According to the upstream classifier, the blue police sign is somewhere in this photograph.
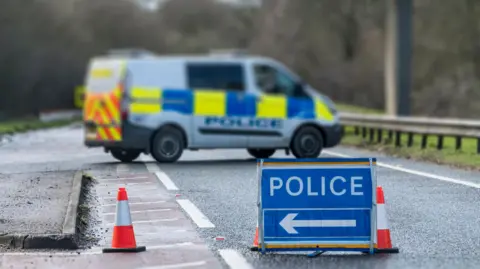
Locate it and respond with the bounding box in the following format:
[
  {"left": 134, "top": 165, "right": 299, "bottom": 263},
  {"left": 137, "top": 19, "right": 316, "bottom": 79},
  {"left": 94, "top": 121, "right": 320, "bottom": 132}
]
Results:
[{"left": 257, "top": 158, "right": 377, "bottom": 254}]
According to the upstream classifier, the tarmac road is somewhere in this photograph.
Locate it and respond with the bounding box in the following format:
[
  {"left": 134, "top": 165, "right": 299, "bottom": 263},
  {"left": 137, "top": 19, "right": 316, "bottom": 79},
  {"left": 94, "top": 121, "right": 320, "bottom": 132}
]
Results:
[
  {"left": 148, "top": 149, "right": 480, "bottom": 269},
  {"left": 1, "top": 125, "right": 480, "bottom": 269}
]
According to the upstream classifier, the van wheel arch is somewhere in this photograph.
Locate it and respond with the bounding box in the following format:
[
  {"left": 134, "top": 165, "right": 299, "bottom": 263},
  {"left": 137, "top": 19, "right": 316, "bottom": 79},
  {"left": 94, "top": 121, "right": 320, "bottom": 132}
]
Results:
[
  {"left": 150, "top": 123, "right": 188, "bottom": 151},
  {"left": 290, "top": 123, "right": 327, "bottom": 148}
]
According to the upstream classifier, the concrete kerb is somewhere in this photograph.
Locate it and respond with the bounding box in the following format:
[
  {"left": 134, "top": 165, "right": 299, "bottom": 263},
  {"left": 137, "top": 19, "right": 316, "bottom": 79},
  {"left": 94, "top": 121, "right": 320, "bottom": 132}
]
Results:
[{"left": 0, "top": 171, "right": 88, "bottom": 250}]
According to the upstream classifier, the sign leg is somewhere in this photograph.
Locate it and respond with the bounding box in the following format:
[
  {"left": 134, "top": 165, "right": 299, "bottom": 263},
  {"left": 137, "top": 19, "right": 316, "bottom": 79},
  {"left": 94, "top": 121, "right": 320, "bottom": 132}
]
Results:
[{"left": 307, "top": 251, "right": 325, "bottom": 258}]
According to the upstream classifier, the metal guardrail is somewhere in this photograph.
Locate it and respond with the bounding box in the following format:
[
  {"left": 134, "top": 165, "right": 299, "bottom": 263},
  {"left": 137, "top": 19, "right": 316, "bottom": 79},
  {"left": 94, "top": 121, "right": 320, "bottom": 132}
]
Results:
[
  {"left": 39, "top": 110, "right": 82, "bottom": 122},
  {"left": 339, "top": 112, "right": 480, "bottom": 153}
]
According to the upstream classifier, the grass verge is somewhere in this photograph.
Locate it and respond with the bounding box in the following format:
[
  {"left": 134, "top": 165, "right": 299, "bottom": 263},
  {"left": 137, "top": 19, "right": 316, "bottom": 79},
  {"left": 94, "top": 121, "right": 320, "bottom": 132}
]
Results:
[
  {"left": 336, "top": 103, "right": 479, "bottom": 170},
  {"left": 0, "top": 117, "right": 80, "bottom": 135},
  {"left": 337, "top": 103, "right": 384, "bottom": 115},
  {"left": 341, "top": 126, "right": 480, "bottom": 170}
]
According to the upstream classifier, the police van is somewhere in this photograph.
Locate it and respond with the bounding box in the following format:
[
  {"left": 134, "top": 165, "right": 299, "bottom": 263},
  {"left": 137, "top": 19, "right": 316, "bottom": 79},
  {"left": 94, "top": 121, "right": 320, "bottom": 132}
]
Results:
[{"left": 82, "top": 49, "right": 343, "bottom": 163}]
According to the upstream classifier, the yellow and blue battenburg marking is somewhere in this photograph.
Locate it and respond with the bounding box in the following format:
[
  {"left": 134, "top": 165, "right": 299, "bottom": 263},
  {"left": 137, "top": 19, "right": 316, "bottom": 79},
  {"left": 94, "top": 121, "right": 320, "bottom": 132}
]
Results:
[
  {"left": 257, "top": 95, "right": 287, "bottom": 118},
  {"left": 129, "top": 87, "right": 162, "bottom": 114},
  {"left": 162, "top": 89, "right": 194, "bottom": 114},
  {"left": 128, "top": 87, "right": 335, "bottom": 121},
  {"left": 193, "top": 90, "right": 226, "bottom": 116},
  {"left": 257, "top": 158, "right": 378, "bottom": 254}
]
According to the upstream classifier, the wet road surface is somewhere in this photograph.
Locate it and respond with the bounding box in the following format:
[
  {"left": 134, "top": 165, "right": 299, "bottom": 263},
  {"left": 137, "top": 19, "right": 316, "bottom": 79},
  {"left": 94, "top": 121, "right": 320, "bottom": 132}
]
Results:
[
  {"left": 0, "top": 125, "right": 479, "bottom": 269},
  {"left": 149, "top": 149, "right": 480, "bottom": 269}
]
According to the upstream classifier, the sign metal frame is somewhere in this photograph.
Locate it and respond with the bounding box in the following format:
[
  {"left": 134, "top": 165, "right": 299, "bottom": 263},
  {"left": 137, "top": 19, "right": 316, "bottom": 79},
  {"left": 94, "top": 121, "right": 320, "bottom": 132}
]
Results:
[{"left": 256, "top": 157, "right": 377, "bottom": 255}]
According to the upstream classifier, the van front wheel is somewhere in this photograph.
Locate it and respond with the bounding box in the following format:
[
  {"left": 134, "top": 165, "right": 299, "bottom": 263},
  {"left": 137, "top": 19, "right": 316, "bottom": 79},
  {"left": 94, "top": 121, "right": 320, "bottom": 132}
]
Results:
[
  {"left": 151, "top": 126, "right": 184, "bottom": 163},
  {"left": 291, "top": 126, "right": 324, "bottom": 159},
  {"left": 247, "top": 149, "right": 276, "bottom": 159},
  {"left": 110, "top": 149, "right": 141, "bottom": 163}
]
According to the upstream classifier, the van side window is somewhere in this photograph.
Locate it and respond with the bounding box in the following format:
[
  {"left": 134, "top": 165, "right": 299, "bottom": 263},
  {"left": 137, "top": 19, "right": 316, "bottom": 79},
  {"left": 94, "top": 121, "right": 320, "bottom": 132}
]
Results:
[
  {"left": 187, "top": 63, "right": 245, "bottom": 91},
  {"left": 254, "top": 64, "right": 300, "bottom": 96}
]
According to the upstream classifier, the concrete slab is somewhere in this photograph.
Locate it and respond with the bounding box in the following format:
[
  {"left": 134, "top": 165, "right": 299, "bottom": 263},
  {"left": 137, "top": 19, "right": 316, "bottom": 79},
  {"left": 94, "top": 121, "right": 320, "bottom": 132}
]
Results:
[{"left": 0, "top": 171, "right": 84, "bottom": 249}]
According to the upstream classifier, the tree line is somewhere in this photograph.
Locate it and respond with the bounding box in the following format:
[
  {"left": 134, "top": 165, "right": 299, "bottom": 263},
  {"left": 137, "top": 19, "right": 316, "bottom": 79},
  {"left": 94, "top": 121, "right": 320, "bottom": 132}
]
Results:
[{"left": 1, "top": 0, "right": 479, "bottom": 119}]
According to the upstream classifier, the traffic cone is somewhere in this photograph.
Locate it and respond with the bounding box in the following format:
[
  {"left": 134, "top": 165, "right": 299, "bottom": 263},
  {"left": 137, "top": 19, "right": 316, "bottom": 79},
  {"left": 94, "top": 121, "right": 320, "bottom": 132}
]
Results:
[
  {"left": 375, "top": 186, "right": 399, "bottom": 253},
  {"left": 103, "top": 187, "right": 146, "bottom": 253},
  {"left": 250, "top": 219, "right": 259, "bottom": 251}
]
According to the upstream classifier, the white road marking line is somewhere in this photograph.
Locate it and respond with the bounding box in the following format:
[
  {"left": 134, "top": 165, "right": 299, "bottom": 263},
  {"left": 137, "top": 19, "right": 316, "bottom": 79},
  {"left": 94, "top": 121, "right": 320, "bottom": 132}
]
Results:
[
  {"left": 155, "top": 171, "right": 179, "bottom": 191},
  {"left": 219, "top": 249, "right": 254, "bottom": 269},
  {"left": 102, "top": 209, "right": 171, "bottom": 216},
  {"left": 102, "top": 201, "right": 167, "bottom": 206},
  {"left": 132, "top": 218, "right": 179, "bottom": 224},
  {"left": 134, "top": 230, "right": 188, "bottom": 235},
  {"left": 105, "top": 230, "right": 188, "bottom": 237},
  {"left": 145, "top": 162, "right": 161, "bottom": 172},
  {"left": 97, "top": 176, "right": 149, "bottom": 181},
  {"left": 144, "top": 162, "right": 179, "bottom": 190},
  {"left": 323, "top": 150, "right": 480, "bottom": 189},
  {"left": 105, "top": 218, "right": 179, "bottom": 226},
  {"left": 140, "top": 261, "right": 207, "bottom": 269},
  {"left": 177, "top": 199, "right": 215, "bottom": 228},
  {"left": 147, "top": 242, "right": 194, "bottom": 248}
]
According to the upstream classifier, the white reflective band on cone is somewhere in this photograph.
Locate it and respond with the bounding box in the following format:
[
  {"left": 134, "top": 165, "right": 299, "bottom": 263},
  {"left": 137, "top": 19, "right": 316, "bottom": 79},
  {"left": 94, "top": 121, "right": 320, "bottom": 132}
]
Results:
[
  {"left": 115, "top": 200, "right": 133, "bottom": 226},
  {"left": 377, "top": 204, "right": 389, "bottom": 230}
]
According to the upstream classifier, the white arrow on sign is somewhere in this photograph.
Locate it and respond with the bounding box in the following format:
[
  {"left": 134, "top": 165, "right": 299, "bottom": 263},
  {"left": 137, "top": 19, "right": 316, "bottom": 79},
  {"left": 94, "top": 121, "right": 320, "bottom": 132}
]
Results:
[{"left": 279, "top": 213, "right": 357, "bottom": 234}]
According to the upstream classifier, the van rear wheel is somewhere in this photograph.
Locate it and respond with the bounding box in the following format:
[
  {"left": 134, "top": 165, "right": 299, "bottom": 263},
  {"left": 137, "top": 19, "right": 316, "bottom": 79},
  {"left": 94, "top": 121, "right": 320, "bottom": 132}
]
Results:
[
  {"left": 151, "top": 126, "right": 184, "bottom": 163},
  {"left": 290, "top": 126, "right": 324, "bottom": 158},
  {"left": 247, "top": 149, "right": 276, "bottom": 159},
  {"left": 110, "top": 149, "right": 141, "bottom": 163}
]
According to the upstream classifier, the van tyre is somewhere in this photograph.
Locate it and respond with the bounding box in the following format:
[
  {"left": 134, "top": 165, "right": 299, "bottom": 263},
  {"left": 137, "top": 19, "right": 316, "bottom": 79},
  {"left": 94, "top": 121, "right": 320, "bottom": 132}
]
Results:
[
  {"left": 291, "top": 126, "right": 324, "bottom": 159},
  {"left": 111, "top": 149, "right": 141, "bottom": 163},
  {"left": 247, "top": 149, "right": 276, "bottom": 159},
  {"left": 151, "top": 126, "right": 184, "bottom": 163}
]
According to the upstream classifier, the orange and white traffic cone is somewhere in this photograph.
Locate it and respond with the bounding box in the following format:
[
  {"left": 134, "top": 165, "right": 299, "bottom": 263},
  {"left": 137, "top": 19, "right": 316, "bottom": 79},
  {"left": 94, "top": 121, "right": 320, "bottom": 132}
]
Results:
[
  {"left": 250, "top": 219, "right": 259, "bottom": 251},
  {"left": 102, "top": 187, "right": 146, "bottom": 253},
  {"left": 375, "top": 186, "right": 399, "bottom": 253}
]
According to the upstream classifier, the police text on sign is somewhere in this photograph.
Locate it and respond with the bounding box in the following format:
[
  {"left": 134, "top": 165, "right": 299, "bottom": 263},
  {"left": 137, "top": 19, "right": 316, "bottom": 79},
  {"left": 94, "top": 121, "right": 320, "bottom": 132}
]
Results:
[{"left": 269, "top": 176, "right": 364, "bottom": 197}]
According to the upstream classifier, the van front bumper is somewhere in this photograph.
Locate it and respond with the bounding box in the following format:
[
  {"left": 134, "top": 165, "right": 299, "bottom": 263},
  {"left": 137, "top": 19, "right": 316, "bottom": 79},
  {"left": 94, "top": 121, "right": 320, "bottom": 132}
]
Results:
[{"left": 323, "top": 123, "right": 343, "bottom": 148}]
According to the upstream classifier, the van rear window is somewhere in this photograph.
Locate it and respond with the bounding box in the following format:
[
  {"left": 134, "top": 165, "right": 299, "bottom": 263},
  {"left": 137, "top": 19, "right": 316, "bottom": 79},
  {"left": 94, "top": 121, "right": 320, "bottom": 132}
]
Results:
[
  {"left": 187, "top": 63, "right": 244, "bottom": 91},
  {"left": 85, "top": 59, "right": 125, "bottom": 93}
]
